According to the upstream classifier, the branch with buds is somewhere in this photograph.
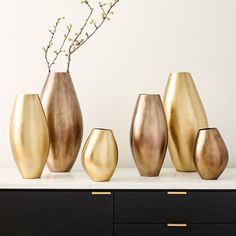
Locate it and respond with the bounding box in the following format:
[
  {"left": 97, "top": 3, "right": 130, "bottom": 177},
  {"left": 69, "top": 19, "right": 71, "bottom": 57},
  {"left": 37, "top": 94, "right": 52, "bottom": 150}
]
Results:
[
  {"left": 43, "top": 17, "right": 72, "bottom": 72},
  {"left": 43, "top": 0, "right": 120, "bottom": 73}
]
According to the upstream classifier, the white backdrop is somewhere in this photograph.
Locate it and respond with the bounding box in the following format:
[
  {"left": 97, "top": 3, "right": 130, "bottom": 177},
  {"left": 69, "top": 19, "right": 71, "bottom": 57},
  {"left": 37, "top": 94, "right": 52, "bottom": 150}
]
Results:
[{"left": 0, "top": 0, "right": 235, "bottom": 169}]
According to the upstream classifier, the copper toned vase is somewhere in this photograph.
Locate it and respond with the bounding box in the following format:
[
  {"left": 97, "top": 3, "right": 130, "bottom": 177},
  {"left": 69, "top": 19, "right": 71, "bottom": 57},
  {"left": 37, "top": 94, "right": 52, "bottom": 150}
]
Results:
[
  {"left": 163, "top": 72, "right": 208, "bottom": 172},
  {"left": 194, "top": 128, "right": 228, "bottom": 180},
  {"left": 41, "top": 72, "right": 83, "bottom": 172},
  {"left": 82, "top": 128, "right": 118, "bottom": 182},
  {"left": 130, "top": 94, "right": 168, "bottom": 176},
  {"left": 10, "top": 94, "right": 49, "bottom": 178}
]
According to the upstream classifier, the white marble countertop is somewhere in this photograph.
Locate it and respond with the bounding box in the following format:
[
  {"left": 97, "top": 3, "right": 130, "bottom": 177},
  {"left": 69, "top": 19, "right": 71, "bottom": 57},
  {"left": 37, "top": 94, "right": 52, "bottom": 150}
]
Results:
[
  {"left": 0, "top": 168, "right": 236, "bottom": 190},
  {"left": 0, "top": 168, "right": 235, "bottom": 190}
]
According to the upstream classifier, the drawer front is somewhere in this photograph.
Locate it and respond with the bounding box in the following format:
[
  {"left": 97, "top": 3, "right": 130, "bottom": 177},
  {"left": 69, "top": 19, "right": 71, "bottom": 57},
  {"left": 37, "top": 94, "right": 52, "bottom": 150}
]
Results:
[
  {"left": 115, "top": 224, "right": 236, "bottom": 236},
  {"left": 0, "top": 190, "right": 113, "bottom": 236},
  {"left": 114, "top": 191, "right": 236, "bottom": 223}
]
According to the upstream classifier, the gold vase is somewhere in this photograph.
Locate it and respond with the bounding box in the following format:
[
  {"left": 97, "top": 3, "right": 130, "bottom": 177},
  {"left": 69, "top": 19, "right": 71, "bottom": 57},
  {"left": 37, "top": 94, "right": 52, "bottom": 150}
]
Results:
[
  {"left": 194, "top": 128, "right": 228, "bottom": 180},
  {"left": 130, "top": 94, "right": 168, "bottom": 176},
  {"left": 163, "top": 72, "right": 208, "bottom": 172},
  {"left": 10, "top": 94, "right": 49, "bottom": 179},
  {"left": 41, "top": 72, "right": 83, "bottom": 172},
  {"left": 82, "top": 128, "right": 118, "bottom": 182}
]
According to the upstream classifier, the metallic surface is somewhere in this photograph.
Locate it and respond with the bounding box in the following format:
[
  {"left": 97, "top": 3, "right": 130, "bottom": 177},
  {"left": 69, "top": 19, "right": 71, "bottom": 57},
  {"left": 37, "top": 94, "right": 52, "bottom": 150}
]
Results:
[
  {"left": 163, "top": 72, "right": 208, "bottom": 172},
  {"left": 167, "top": 191, "right": 187, "bottom": 195},
  {"left": 41, "top": 72, "right": 83, "bottom": 172},
  {"left": 130, "top": 94, "right": 168, "bottom": 176},
  {"left": 167, "top": 224, "right": 188, "bottom": 227},
  {"left": 82, "top": 128, "right": 118, "bottom": 182},
  {"left": 194, "top": 128, "right": 228, "bottom": 180},
  {"left": 91, "top": 192, "right": 112, "bottom": 195},
  {"left": 10, "top": 94, "right": 49, "bottom": 179}
]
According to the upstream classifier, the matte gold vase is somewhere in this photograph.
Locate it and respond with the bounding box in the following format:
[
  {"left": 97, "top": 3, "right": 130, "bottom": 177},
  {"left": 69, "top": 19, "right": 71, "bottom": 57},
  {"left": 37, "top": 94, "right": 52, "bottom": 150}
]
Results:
[
  {"left": 194, "top": 128, "right": 228, "bottom": 180},
  {"left": 163, "top": 72, "right": 208, "bottom": 172},
  {"left": 130, "top": 94, "right": 168, "bottom": 176},
  {"left": 10, "top": 94, "right": 49, "bottom": 178},
  {"left": 41, "top": 72, "right": 83, "bottom": 172},
  {"left": 82, "top": 128, "right": 118, "bottom": 182}
]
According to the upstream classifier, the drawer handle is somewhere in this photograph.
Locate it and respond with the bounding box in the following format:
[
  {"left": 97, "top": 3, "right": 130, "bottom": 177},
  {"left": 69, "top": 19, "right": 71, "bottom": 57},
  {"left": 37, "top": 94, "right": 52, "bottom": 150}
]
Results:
[
  {"left": 167, "top": 191, "right": 187, "bottom": 195},
  {"left": 91, "top": 192, "right": 112, "bottom": 195},
  {"left": 167, "top": 223, "right": 187, "bottom": 227}
]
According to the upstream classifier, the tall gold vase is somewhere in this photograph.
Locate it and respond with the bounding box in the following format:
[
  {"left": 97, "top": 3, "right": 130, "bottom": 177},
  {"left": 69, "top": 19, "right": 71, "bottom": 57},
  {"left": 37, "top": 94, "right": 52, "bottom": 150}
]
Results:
[
  {"left": 130, "top": 94, "right": 168, "bottom": 176},
  {"left": 10, "top": 94, "right": 49, "bottom": 179},
  {"left": 194, "top": 128, "right": 228, "bottom": 180},
  {"left": 41, "top": 72, "right": 83, "bottom": 172},
  {"left": 82, "top": 128, "right": 118, "bottom": 182},
  {"left": 163, "top": 72, "right": 208, "bottom": 172}
]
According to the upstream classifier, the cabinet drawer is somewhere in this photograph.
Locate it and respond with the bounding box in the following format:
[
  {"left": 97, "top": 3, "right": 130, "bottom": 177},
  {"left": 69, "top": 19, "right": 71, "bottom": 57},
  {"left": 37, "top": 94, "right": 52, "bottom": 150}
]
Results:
[
  {"left": 114, "top": 224, "right": 236, "bottom": 236},
  {"left": 114, "top": 191, "right": 236, "bottom": 223},
  {"left": 0, "top": 190, "right": 113, "bottom": 236}
]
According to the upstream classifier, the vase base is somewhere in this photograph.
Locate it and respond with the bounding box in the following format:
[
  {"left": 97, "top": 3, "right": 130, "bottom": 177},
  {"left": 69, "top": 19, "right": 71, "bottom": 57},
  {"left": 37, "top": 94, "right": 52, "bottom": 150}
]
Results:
[
  {"left": 91, "top": 178, "right": 111, "bottom": 182},
  {"left": 48, "top": 169, "right": 72, "bottom": 173},
  {"left": 139, "top": 170, "right": 161, "bottom": 177},
  {"left": 21, "top": 175, "right": 42, "bottom": 179},
  {"left": 200, "top": 176, "right": 219, "bottom": 180},
  {"left": 175, "top": 168, "right": 197, "bottom": 172},
  {"left": 47, "top": 166, "right": 72, "bottom": 173}
]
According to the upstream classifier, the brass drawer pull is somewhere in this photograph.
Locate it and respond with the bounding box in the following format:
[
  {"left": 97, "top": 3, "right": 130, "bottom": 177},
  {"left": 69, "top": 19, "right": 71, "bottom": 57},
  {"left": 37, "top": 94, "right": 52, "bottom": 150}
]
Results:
[
  {"left": 91, "top": 192, "right": 112, "bottom": 195},
  {"left": 167, "top": 191, "right": 187, "bottom": 195},
  {"left": 167, "top": 223, "right": 187, "bottom": 227}
]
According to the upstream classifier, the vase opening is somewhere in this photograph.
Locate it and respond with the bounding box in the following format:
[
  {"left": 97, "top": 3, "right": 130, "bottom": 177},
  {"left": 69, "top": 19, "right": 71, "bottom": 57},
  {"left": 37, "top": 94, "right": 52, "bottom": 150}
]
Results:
[
  {"left": 49, "top": 72, "right": 69, "bottom": 75},
  {"left": 199, "top": 127, "right": 217, "bottom": 131},
  {"left": 139, "top": 94, "right": 160, "bottom": 96},
  {"left": 169, "top": 72, "right": 192, "bottom": 79},
  {"left": 93, "top": 128, "right": 112, "bottom": 131},
  {"left": 16, "top": 94, "right": 39, "bottom": 99},
  {"left": 170, "top": 72, "right": 191, "bottom": 75},
  {"left": 17, "top": 93, "right": 39, "bottom": 96}
]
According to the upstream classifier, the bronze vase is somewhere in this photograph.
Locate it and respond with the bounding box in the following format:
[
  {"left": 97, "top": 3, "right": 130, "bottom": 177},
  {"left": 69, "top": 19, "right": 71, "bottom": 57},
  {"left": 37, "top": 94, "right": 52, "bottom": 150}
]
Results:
[
  {"left": 10, "top": 94, "right": 50, "bottom": 179},
  {"left": 130, "top": 94, "right": 168, "bottom": 177},
  {"left": 82, "top": 128, "right": 118, "bottom": 182},
  {"left": 163, "top": 72, "right": 208, "bottom": 172},
  {"left": 41, "top": 72, "right": 83, "bottom": 172},
  {"left": 194, "top": 128, "right": 228, "bottom": 180}
]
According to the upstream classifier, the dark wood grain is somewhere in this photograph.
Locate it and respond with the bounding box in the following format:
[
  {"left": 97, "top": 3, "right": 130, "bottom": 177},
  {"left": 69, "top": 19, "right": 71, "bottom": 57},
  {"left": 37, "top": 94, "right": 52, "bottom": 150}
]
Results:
[
  {"left": 0, "top": 190, "right": 113, "bottom": 236},
  {"left": 115, "top": 224, "right": 236, "bottom": 236},
  {"left": 114, "top": 191, "right": 236, "bottom": 223}
]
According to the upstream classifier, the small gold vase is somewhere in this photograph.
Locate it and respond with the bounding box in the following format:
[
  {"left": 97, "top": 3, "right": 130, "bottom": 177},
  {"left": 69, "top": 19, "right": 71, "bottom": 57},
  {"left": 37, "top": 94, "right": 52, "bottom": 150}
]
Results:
[
  {"left": 41, "top": 72, "right": 83, "bottom": 172},
  {"left": 194, "top": 128, "right": 228, "bottom": 180},
  {"left": 10, "top": 94, "right": 50, "bottom": 179},
  {"left": 82, "top": 128, "right": 118, "bottom": 182},
  {"left": 130, "top": 94, "right": 168, "bottom": 176},
  {"left": 163, "top": 72, "right": 208, "bottom": 172}
]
